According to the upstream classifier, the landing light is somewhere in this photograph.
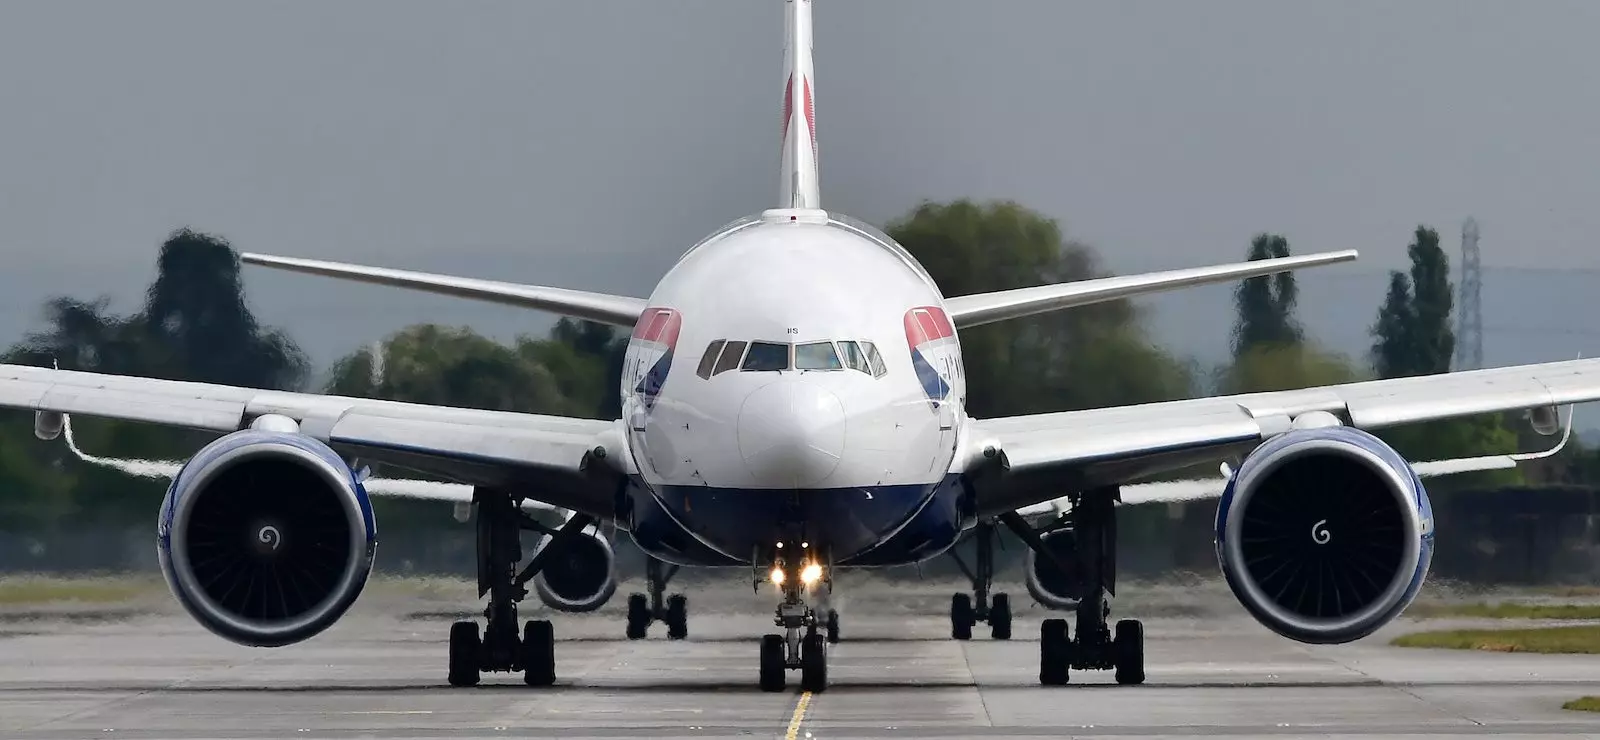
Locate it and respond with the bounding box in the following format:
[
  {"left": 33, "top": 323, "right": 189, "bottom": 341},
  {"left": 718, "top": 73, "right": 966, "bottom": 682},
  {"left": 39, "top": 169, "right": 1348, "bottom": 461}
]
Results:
[
  {"left": 800, "top": 562, "right": 823, "bottom": 585},
  {"left": 770, "top": 566, "right": 785, "bottom": 585}
]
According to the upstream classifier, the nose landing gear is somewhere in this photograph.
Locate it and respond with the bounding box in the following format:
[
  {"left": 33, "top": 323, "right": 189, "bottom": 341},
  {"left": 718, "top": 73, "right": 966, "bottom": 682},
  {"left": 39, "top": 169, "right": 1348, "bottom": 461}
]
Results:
[{"left": 757, "top": 542, "right": 830, "bottom": 693}]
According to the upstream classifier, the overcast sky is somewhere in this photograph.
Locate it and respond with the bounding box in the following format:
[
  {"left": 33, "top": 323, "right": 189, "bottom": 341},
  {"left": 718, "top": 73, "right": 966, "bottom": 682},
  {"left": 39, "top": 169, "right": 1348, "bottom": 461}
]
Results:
[{"left": 2, "top": 0, "right": 1598, "bottom": 375}]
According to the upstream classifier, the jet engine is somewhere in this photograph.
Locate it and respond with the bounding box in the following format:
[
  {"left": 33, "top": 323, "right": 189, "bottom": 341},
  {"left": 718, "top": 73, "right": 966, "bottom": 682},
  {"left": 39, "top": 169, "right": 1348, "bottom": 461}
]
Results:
[
  {"left": 1215, "top": 423, "right": 1433, "bottom": 644},
  {"left": 158, "top": 426, "right": 376, "bottom": 647},
  {"left": 1023, "top": 529, "right": 1090, "bottom": 610},
  {"left": 531, "top": 528, "right": 618, "bottom": 613}
]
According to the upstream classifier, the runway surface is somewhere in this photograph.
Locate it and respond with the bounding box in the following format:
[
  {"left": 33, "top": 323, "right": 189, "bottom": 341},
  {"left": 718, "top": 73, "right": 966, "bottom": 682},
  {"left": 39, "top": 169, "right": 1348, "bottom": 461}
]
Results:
[{"left": 2, "top": 580, "right": 1598, "bottom": 739}]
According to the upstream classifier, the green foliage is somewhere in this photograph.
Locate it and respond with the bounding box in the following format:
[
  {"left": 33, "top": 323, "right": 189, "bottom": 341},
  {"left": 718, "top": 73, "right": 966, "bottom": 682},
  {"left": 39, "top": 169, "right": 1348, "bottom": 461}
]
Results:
[
  {"left": 0, "top": 229, "right": 314, "bottom": 532},
  {"left": 887, "top": 199, "right": 1193, "bottom": 416},
  {"left": 324, "top": 322, "right": 622, "bottom": 418},
  {"left": 1367, "top": 224, "right": 1519, "bottom": 488},
  {"left": 1220, "top": 342, "right": 1364, "bottom": 395},
  {"left": 1371, "top": 226, "right": 1453, "bottom": 379},
  {"left": 1231, "top": 233, "right": 1302, "bottom": 359}
]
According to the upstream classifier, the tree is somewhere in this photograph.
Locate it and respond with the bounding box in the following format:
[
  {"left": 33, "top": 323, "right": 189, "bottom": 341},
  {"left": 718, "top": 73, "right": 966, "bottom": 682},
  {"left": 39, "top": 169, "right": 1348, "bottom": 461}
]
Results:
[
  {"left": 1220, "top": 342, "right": 1364, "bottom": 395},
  {"left": 1367, "top": 225, "right": 1517, "bottom": 488},
  {"left": 1370, "top": 271, "right": 1413, "bottom": 380},
  {"left": 886, "top": 199, "right": 1193, "bottom": 417},
  {"left": 1371, "top": 226, "right": 1453, "bottom": 379},
  {"left": 325, "top": 323, "right": 616, "bottom": 418},
  {"left": 141, "top": 228, "right": 310, "bottom": 390},
  {"left": 1231, "top": 233, "right": 1302, "bottom": 359}
]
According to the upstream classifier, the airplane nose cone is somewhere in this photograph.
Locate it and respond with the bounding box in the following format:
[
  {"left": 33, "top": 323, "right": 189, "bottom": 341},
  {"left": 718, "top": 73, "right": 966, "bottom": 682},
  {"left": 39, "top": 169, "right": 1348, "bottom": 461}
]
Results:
[{"left": 737, "top": 380, "right": 845, "bottom": 487}]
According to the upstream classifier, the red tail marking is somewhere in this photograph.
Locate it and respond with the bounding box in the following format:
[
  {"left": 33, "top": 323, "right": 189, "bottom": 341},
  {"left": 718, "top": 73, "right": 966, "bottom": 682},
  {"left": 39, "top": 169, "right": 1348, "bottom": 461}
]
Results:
[{"left": 803, "top": 76, "right": 816, "bottom": 156}]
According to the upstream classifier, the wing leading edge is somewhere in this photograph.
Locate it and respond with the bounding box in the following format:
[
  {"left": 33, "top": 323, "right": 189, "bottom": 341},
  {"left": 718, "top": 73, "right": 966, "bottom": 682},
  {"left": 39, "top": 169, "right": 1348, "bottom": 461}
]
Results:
[
  {"left": 969, "top": 357, "right": 1600, "bottom": 517},
  {"left": 0, "top": 363, "right": 627, "bottom": 520},
  {"left": 944, "top": 250, "right": 1358, "bottom": 329},
  {"left": 240, "top": 252, "right": 648, "bottom": 327}
]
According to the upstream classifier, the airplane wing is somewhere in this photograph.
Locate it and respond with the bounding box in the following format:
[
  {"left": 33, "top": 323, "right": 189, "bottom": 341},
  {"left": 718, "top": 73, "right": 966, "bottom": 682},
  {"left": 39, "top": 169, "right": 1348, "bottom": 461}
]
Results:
[
  {"left": 0, "top": 363, "right": 626, "bottom": 519},
  {"left": 943, "top": 250, "right": 1357, "bottom": 328},
  {"left": 239, "top": 252, "right": 648, "bottom": 327},
  {"left": 970, "top": 357, "right": 1600, "bottom": 517},
  {"left": 1013, "top": 404, "right": 1575, "bottom": 516}
]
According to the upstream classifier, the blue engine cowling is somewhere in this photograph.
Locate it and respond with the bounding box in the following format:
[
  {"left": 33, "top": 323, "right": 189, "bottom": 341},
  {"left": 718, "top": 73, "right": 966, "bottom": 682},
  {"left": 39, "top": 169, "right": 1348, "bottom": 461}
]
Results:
[
  {"left": 157, "top": 429, "right": 377, "bottom": 647},
  {"left": 1215, "top": 425, "right": 1433, "bottom": 644}
]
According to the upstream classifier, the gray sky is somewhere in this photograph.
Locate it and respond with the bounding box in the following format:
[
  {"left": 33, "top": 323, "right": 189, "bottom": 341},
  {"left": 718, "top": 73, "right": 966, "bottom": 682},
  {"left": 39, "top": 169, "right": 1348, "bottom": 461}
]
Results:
[{"left": 3, "top": 0, "right": 1599, "bottom": 378}]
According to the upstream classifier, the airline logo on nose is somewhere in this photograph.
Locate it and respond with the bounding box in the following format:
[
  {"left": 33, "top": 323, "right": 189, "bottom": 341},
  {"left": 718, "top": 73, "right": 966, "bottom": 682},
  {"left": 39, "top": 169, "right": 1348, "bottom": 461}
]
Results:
[
  {"left": 628, "top": 307, "right": 682, "bottom": 410},
  {"left": 904, "top": 306, "right": 955, "bottom": 403}
]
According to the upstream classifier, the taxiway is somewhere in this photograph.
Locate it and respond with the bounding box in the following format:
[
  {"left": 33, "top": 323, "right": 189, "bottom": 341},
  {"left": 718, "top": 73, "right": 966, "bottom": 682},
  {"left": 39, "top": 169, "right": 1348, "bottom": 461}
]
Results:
[{"left": 1, "top": 580, "right": 1597, "bottom": 739}]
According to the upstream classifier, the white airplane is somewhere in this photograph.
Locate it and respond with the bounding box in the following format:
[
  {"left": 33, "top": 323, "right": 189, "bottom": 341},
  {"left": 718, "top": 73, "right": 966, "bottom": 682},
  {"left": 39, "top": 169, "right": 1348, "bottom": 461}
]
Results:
[{"left": 7, "top": 0, "right": 1595, "bottom": 693}]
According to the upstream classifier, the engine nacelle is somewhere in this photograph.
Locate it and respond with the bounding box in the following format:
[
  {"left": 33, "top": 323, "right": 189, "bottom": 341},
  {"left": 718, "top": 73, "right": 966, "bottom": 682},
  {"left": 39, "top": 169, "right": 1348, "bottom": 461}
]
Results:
[
  {"left": 531, "top": 528, "right": 618, "bottom": 613},
  {"left": 158, "top": 429, "right": 376, "bottom": 647},
  {"left": 1024, "top": 529, "right": 1090, "bottom": 610},
  {"left": 1215, "top": 426, "right": 1433, "bottom": 644}
]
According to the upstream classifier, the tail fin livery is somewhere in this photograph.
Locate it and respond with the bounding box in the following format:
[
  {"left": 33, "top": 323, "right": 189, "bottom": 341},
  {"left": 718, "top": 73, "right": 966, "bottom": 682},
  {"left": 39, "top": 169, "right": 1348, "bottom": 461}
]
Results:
[{"left": 780, "top": 0, "right": 820, "bottom": 209}]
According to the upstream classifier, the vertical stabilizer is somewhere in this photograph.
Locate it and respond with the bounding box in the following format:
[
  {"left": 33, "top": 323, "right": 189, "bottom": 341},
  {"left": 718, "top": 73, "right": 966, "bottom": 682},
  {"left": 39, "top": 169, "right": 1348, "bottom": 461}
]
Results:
[{"left": 779, "top": 0, "right": 820, "bottom": 209}]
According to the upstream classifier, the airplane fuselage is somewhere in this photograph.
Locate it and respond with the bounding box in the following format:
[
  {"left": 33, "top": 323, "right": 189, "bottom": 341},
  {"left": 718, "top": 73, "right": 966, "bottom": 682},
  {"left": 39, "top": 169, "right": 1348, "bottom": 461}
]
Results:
[{"left": 618, "top": 208, "right": 976, "bottom": 568}]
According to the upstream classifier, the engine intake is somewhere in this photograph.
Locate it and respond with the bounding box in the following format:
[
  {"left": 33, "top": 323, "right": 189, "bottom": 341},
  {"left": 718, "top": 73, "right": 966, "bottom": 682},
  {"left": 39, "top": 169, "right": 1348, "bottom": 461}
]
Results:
[
  {"left": 532, "top": 528, "right": 618, "bottom": 613},
  {"left": 158, "top": 430, "right": 376, "bottom": 647},
  {"left": 1215, "top": 425, "right": 1433, "bottom": 644}
]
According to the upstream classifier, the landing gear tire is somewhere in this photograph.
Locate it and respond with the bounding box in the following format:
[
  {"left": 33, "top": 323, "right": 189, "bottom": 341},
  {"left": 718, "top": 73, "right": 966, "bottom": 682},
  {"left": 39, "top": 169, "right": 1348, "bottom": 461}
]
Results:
[
  {"left": 759, "top": 634, "right": 786, "bottom": 692},
  {"left": 626, "top": 594, "right": 649, "bottom": 639},
  {"left": 1039, "top": 618, "right": 1069, "bottom": 686},
  {"left": 950, "top": 593, "right": 974, "bottom": 640},
  {"left": 666, "top": 594, "right": 688, "bottom": 640},
  {"left": 448, "top": 621, "right": 481, "bottom": 687},
  {"left": 990, "top": 593, "right": 1012, "bottom": 640},
  {"left": 522, "top": 620, "right": 556, "bottom": 686},
  {"left": 800, "top": 632, "right": 828, "bottom": 693},
  {"left": 825, "top": 609, "right": 840, "bottom": 644},
  {"left": 1114, "top": 618, "right": 1145, "bottom": 685}
]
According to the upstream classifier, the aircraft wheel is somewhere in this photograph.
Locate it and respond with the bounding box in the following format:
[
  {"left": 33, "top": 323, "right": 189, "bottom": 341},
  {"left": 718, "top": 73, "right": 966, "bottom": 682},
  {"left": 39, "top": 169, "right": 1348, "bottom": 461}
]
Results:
[
  {"left": 1040, "top": 618, "right": 1070, "bottom": 686},
  {"left": 1114, "top": 618, "right": 1145, "bottom": 685},
  {"left": 800, "top": 632, "right": 828, "bottom": 693},
  {"left": 625, "top": 593, "right": 649, "bottom": 639},
  {"left": 522, "top": 619, "right": 556, "bottom": 686},
  {"left": 666, "top": 594, "right": 688, "bottom": 640},
  {"left": 950, "top": 593, "right": 974, "bottom": 640},
  {"left": 448, "top": 621, "right": 481, "bottom": 687},
  {"left": 759, "top": 634, "right": 786, "bottom": 692},
  {"left": 825, "top": 609, "right": 841, "bottom": 644},
  {"left": 990, "top": 593, "right": 1012, "bottom": 640}
]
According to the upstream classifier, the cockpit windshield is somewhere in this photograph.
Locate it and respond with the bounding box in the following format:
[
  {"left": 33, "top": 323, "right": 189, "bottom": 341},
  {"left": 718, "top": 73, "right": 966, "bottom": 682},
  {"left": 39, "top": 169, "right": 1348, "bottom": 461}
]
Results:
[
  {"left": 794, "top": 341, "right": 842, "bottom": 370},
  {"left": 697, "top": 339, "right": 887, "bottom": 378},
  {"left": 742, "top": 342, "right": 791, "bottom": 371}
]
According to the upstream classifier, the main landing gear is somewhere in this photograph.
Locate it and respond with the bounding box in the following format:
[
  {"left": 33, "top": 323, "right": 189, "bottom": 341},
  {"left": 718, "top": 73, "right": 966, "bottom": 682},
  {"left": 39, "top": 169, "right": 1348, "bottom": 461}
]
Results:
[
  {"left": 626, "top": 556, "right": 688, "bottom": 640},
  {"left": 448, "top": 489, "right": 592, "bottom": 688},
  {"left": 1000, "top": 488, "right": 1144, "bottom": 686},
  {"left": 946, "top": 519, "right": 1012, "bottom": 640},
  {"left": 758, "top": 542, "right": 831, "bottom": 693}
]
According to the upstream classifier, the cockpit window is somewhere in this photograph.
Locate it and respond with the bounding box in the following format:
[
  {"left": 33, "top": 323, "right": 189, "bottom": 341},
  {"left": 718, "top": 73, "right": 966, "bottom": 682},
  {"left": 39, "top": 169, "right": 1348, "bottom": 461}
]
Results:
[
  {"left": 861, "top": 341, "right": 888, "bottom": 378},
  {"left": 795, "top": 341, "right": 843, "bottom": 370},
  {"left": 713, "top": 340, "right": 747, "bottom": 375},
  {"left": 696, "top": 339, "right": 726, "bottom": 379},
  {"left": 741, "top": 341, "right": 791, "bottom": 371},
  {"left": 838, "top": 341, "right": 869, "bottom": 373}
]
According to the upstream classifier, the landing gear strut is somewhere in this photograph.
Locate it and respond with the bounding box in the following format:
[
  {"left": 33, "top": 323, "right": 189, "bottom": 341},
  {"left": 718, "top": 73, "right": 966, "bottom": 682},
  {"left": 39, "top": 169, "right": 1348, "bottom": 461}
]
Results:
[
  {"left": 626, "top": 556, "right": 688, "bottom": 640},
  {"left": 947, "top": 519, "right": 1012, "bottom": 640},
  {"left": 1002, "top": 488, "right": 1144, "bottom": 686},
  {"left": 758, "top": 542, "right": 829, "bottom": 693},
  {"left": 448, "top": 489, "right": 591, "bottom": 688}
]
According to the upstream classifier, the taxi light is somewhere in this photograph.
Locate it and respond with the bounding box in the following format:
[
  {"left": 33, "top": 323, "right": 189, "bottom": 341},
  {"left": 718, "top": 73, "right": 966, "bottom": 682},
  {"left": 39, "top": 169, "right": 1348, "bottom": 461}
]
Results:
[
  {"left": 770, "top": 566, "right": 785, "bottom": 585},
  {"left": 800, "top": 562, "right": 823, "bottom": 585}
]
